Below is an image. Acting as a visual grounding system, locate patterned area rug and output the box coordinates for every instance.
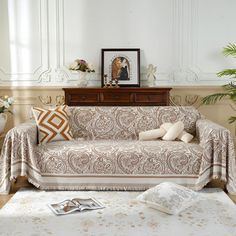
[0,188,236,236]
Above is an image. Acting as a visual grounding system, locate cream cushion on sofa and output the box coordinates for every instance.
[137,182,201,215]
[139,128,166,141]
[140,122,194,142]
[178,131,194,143]
[162,121,184,141]
[161,122,193,143]
[160,123,173,131]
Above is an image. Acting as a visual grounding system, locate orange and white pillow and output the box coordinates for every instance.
[32,105,73,144]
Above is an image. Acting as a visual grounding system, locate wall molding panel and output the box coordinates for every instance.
[54,0,71,83]
[0,0,51,85]
[0,0,236,86]
[185,0,236,84]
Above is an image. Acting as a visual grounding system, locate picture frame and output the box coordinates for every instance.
[101,48,140,87]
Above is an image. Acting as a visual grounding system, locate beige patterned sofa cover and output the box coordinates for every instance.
[0,106,236,195]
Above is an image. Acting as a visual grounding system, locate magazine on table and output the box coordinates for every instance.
[48,197,105,215]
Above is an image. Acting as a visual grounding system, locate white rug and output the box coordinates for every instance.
[0,188,236,236]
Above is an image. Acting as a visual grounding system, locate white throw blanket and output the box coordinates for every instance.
[0,188,235,236]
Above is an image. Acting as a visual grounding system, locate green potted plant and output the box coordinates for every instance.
[202,43,236,123]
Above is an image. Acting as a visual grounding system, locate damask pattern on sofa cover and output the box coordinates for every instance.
[69,106,201,140]
[0,106,236,195]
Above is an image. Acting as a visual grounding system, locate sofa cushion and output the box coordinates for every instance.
[178,131,194,143]
[162,121,185,141]
[69,106,201,140]
[139,128,166,141]
[161,122,194,143]
[35,140,203,176]
[32,106,73,144]
[136,182,201,215]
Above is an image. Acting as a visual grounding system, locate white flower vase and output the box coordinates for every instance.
[77,72,89,87]
[0,113,7,135]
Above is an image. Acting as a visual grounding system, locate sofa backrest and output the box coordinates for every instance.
[69,106,202,140]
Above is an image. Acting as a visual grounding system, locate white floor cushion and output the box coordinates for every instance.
[137,182,201,215]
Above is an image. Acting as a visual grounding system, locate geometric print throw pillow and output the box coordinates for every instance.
[32,105,73,144]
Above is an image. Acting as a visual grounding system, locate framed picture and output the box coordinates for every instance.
[101,48,140,87]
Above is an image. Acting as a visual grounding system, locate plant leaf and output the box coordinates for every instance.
[223,83,236,90]
[229,116,236,124]
[217,69,236,78]
[202,93,230,105]
[223,43,236,57]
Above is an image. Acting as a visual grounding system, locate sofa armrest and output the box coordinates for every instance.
[196,119,230,144]
[196,119,236,194]
[8,120,37,145]
[0,121,37,194]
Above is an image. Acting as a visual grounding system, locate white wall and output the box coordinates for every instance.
[0,0,236,87]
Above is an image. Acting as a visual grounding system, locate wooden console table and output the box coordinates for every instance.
[63,88,171,106]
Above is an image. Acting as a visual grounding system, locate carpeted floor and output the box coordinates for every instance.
[0,188,236,236]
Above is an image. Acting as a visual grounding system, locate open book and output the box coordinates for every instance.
[48,197,105,215]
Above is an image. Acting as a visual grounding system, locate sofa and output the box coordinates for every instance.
[0,106,236,195]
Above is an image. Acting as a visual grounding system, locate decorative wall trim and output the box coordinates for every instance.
[55,0,71,83]
[39,95,65,106]
[0,0,51,84]
[0,0,235,86]
[184,0,231,84]
[13,97,37,105]
[170,95,200,107]
[0,86,235,139]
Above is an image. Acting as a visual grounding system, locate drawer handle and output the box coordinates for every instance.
[112,95,120,99]
[81,96,86,100]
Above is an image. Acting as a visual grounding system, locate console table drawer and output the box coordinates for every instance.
[63,88,171,106]
[134,93,167,104]
[101,93,131,103]
[69,94,99,103]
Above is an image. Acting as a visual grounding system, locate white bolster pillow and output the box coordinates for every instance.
[160,123,173,131]
[139,128,166,141]
[162,121,185,141]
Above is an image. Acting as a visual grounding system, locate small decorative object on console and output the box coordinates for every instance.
[103,74,120,88]
[69,59,95,73]
[69,58,95,87]
[146,64,157,87]
[137,182,201,215]
[103,74,108,88]
[101,48,140,87]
